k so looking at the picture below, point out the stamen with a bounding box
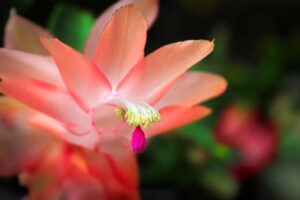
[115,102,160,128]
[131,126,147,153]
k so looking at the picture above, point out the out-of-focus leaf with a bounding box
[179,122,233,160]
[263,162,300,200]
[179,122,215,150]
[256,36,287,94]
[200,169,238,199]
[48,3,95,51]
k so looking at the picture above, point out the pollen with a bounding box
[115,102,160,127]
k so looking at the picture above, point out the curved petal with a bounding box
[92,104,127,135]
[156,72,227,108]
[0,49,85,128]
[118,40,214,104]
[0,79,91,134]
[30,113,139,199]
[92,5,148,88]
[30,113,99,150]
[4,9,52,55]
[26,170,107,200]
[57,170,107,200]
[0,98,53,176]
[84,0,158,58]
[85,143,140,200]
[0,48,63,87]
[41,38,111,112]
[147,105,212,137]
[22,142,108,200]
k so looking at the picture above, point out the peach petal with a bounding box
[147,105,212,137]
[4,9,52,55]
[84,0,158,58]
[0,78,91,133]
[23,143,107,200]
[118,40,214,104]
[156,72,227,108]
[57,171,106,200]
[85,141,140,200]
[0,49,90,134]
[0,48,64,87]
[92,5,147,88]
[41,38,111,112]
[30,114,99,150]
[0,98,53,176]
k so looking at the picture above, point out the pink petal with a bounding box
[84,0,158,58]
[41,38,111,112]
[0,48,63,86]
[30,113,99,150]
[85,141,140,200]
[147,105,212,137]
[4,9,52,55]
[0,49,90,134]
[0,98,53,176]
[0,79,91,134]
[57,170,107,200]
[92,5,148,88]
[23,142,107,200]
[92,104,127,134]
[118,40,214,104]
[156,72,227,108]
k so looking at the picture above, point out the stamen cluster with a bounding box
[115,102,160,127]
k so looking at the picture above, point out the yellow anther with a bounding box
[114,102,160,128]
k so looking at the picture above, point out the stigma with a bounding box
[131,126,147,153]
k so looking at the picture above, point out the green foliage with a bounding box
[48,2,95,51]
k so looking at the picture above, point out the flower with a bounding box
[214,105,278,180]
[0,97,139,200]
[0,0,226,153]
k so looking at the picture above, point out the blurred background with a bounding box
[0,0,299,199]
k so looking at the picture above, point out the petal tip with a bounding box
[220,76,228,93]
[9,8,17,17]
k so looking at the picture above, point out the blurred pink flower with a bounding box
[0,0,226,153]
[214,105,278,180]
[0,97,139,200]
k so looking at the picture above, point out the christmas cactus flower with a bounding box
[0,0,226,153]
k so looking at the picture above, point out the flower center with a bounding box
[112,100,160,153]
[115,102,160,128]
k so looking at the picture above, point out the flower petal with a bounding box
[0,49,86,128]
[85,141,140,200]
[22,142,107,200]
[84,0,158,58]
[156,72,227,108]
[147,105,212,137]
[4,9,52,55]
[40,38,112,112]
[30,114,100,150]
[57,170,107,200]
[0,79,91,134]
[118,40,214,104]
[0,48,63,86]
[92,5,148,88]
[31,114,139,199]
[0,98,53,176]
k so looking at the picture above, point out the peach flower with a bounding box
[0,0,226,153]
